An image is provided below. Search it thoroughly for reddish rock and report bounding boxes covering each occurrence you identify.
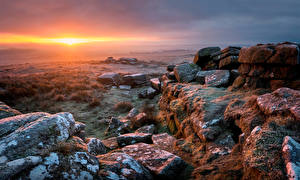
[257,87,300,121]
[152,133,176,152]
[282,136,300,180]
[219,56,239,70]
[150,78,161,91]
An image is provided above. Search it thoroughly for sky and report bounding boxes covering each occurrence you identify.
[0,0,300,51]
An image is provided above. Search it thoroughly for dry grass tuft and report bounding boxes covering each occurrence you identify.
[113,101,133,113]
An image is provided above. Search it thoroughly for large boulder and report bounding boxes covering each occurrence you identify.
[193,47,221,69]
[122,143,187,179]
[98,72,120,86]
[97,152,153,180]
[282,136,300,180]
[174,63,200,83]
[0,112,75,161]
[0,101,22,119]
[0,112,50,138]
[122,73,148,87]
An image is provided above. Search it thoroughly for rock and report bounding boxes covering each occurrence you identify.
[122,74,147,87]
[174,63,200,83]
[104,56,117,63]
[256,87,300,121]
[0,112,49,138]
[0,112,75,161]
[119,57,138,65]
[106,117,131,136]
[0,156,42,179]
[135,124,156,134]
[119,85,131,90]
[126,108,139,119]
[87,138,107,155]
[205,70,230,87]
[102,137,119,151]
[152,133,176,152]
[97,152,153,180]
[195,70,218,84]
[166,71,176,80]
[167,65,176,72]
[282,136,300,180]
[67,136,88,152]
[132,113,147,128]
[98,73,120,86]
[193,47,221,69]
[122,143,187,178]
[239,43,299,65]
[0,101,22,119]
[28,152,99,179]
[73,122,86,135]
[150,78,161,91]
[117,133,152,147]
[138,87,158,99]
[219,55,239,69]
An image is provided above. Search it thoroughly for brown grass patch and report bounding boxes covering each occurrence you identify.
[113,101,133,113]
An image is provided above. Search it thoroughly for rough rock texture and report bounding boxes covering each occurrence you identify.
[98,72,121,86]
[27,152,99,179]
[105,117,131,136]
[173,63,200,83]
[138,87,158,99]
[282,136,300,180]
[87,138,107,155]
[122,143,187,179]
[232,42,300,90]
[97,152,153,180]
[193,47,221,70]
[152,133,176,152]
[122,73,147,87]
[205,70,230,87]
[0,101,22,119]
[0,112,49,137]
[209,46,241,70]
[135,124,156,134]
[0,112,75,161]
[117,133,152,147]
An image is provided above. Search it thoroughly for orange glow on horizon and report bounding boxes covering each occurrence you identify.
[0,33,156,46]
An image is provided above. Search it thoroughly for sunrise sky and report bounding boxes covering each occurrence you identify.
[0,0,300,54]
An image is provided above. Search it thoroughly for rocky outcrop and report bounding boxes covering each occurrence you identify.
[211,46,241,70]
[232,42,300,90]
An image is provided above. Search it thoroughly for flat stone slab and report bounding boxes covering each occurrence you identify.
[117,133,152,147]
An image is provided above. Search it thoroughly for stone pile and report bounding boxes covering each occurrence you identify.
[211,46,241,70]
[232,42,300,90]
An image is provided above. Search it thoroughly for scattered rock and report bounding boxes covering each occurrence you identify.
[131,113,147,128]
[122,73,147,87]
[167,65,176,72]
[117,133,152,147]
[135,124,156,134]
[102,137,119,151]
[138,87,158,99]
[119,57,138,65]
[150,78,161,91]
[174,63,200,83]
[106,117,131,136]
[282,136,300,180]
[98,73,120,86]
[122,143,187,178]
[97,152,153,180]
[126,108,139,119]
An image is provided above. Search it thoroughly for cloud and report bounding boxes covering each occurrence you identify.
[0,0,299,45]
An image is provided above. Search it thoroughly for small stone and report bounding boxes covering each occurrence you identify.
[98,73,120,86]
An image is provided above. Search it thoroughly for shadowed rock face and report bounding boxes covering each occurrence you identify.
[174,63,200,83]
[193,47,221,70]
[0,101,21,119]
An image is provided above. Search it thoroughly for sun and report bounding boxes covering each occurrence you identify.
[51,38,90,45]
